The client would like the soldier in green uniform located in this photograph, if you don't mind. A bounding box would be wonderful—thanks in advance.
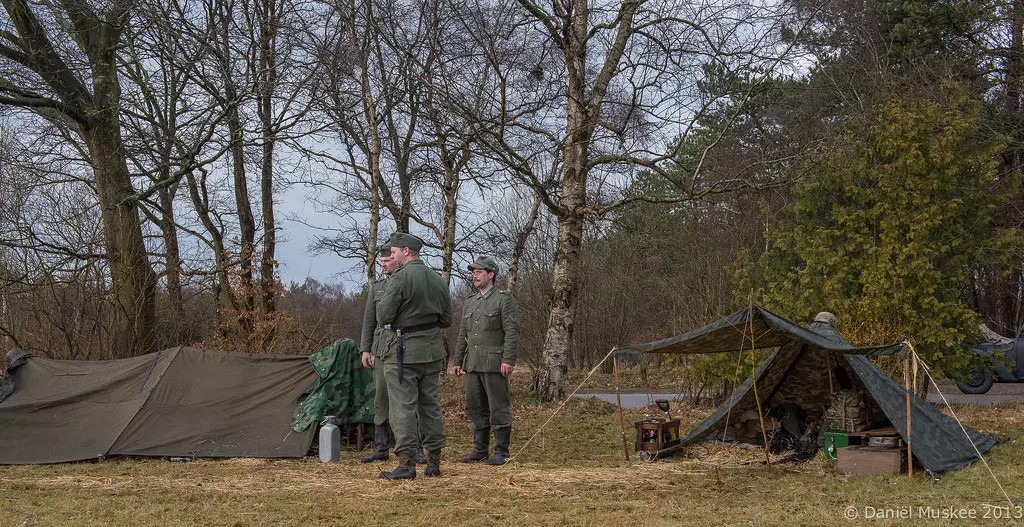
[359,244,393,462]
[451,256,520,466]
[359,244,428,465]
[376,232,452,479]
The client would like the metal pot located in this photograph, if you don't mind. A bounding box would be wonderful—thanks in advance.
[867,436,900,448]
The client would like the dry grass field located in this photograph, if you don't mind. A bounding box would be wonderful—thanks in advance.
[1,371,1021,526]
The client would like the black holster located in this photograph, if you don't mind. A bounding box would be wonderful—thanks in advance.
[393,321,440,385]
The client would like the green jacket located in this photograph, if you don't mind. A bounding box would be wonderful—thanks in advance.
[452,287,520,372]
[359,278,388,355]
[376,259,453,364]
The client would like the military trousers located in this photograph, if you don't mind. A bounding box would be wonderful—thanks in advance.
[463,372,512,431]
[385,359,446,455]
[372,358,389,426]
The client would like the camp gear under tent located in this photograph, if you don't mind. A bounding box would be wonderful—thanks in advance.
[616,305,1000,474]
[0,346,321,464]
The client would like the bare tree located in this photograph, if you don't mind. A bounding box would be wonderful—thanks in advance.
[454,0,804,398]
[0,0,159,355]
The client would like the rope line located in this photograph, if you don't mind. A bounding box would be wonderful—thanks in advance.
[906,342,1014,507]
[505,348,617,465]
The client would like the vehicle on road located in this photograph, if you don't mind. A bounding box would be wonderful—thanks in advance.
[957,331,1023,394]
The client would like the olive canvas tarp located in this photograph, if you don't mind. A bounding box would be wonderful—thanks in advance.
[0,346,319,464]
[616,305,1000,474]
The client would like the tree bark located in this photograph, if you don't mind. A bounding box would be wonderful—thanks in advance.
[217,1,256,318]
[158,184,184,329]
[257,0,280,348]
[537,210,584,400]
[352,0,384,281]
[83,121,158,357]
[1005,0,1024,331]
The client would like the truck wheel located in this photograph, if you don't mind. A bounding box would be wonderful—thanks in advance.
[956,369,993,394]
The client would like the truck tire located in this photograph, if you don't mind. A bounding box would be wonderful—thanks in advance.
[956,368,994,394]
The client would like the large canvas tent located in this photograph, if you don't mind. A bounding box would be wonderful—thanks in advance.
[616,305,999,473]
[0,346,319,464]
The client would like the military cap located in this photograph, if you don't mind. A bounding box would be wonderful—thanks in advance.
[468,256,499,274]
[376,243,391,257]
[389,232,423,251]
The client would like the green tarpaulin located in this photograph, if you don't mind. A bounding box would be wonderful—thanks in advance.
[291,338,375,432]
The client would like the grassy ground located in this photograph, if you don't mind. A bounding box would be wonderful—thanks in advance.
[1,375,1022,527]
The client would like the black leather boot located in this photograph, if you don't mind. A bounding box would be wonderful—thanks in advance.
[459,428,490,463]
[412,446,427,465]
[487,427,511,466]
[361,424,390,463]
[424,449,442,477]
[378,452,416,480]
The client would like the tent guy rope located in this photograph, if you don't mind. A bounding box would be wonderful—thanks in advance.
[906,342,1014,508]
[504,348,617,466]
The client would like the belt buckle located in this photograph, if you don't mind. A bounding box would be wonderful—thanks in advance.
[384,324,392,330]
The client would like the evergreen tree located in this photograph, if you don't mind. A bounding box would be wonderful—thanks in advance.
[757,86,1019,373]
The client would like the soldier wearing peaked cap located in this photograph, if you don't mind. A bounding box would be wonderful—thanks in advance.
[359,243,427,465]
[451,256,520,466]
[375,232,452,479]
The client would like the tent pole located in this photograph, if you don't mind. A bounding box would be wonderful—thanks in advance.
[613,356,631,466]
[747,297,772,468]
[905,349,913,487]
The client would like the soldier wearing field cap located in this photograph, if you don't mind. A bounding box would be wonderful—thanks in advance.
[451,256,520,466]
[375,232,452,479]
[359,243,394,463]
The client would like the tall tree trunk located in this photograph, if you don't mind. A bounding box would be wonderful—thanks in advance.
[538,210,584,400]
[1,0,157,356]
[186,171,247,337]
[257,0,280,349]
[217,1,256,318]
[158,184,184,331]
[84,122,158,357]
[1009,0,1024,331]
[228,100,256,311]
[440,170,460,284]
[536,0,592,401]
[351,0,384,281]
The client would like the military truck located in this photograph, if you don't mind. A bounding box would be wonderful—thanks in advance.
[956,331,1024,394]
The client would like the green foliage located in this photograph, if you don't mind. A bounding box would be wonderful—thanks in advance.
[754,85,1019,374]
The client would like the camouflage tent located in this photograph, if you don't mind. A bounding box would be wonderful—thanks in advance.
[616,305,999,474]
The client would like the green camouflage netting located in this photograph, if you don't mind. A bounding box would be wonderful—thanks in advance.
[291,338,375,432]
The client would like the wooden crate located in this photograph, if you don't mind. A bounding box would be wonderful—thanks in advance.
[836,446,906,475]
[634,419,681,453]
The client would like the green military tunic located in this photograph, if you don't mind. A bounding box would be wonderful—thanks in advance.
[452,287,520,431]
[375,258,452,456]
[359,278,390,426]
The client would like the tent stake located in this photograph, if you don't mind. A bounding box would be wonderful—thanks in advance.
[747,297,772,468]
[613,356,631,466]
[905,350,913,487]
